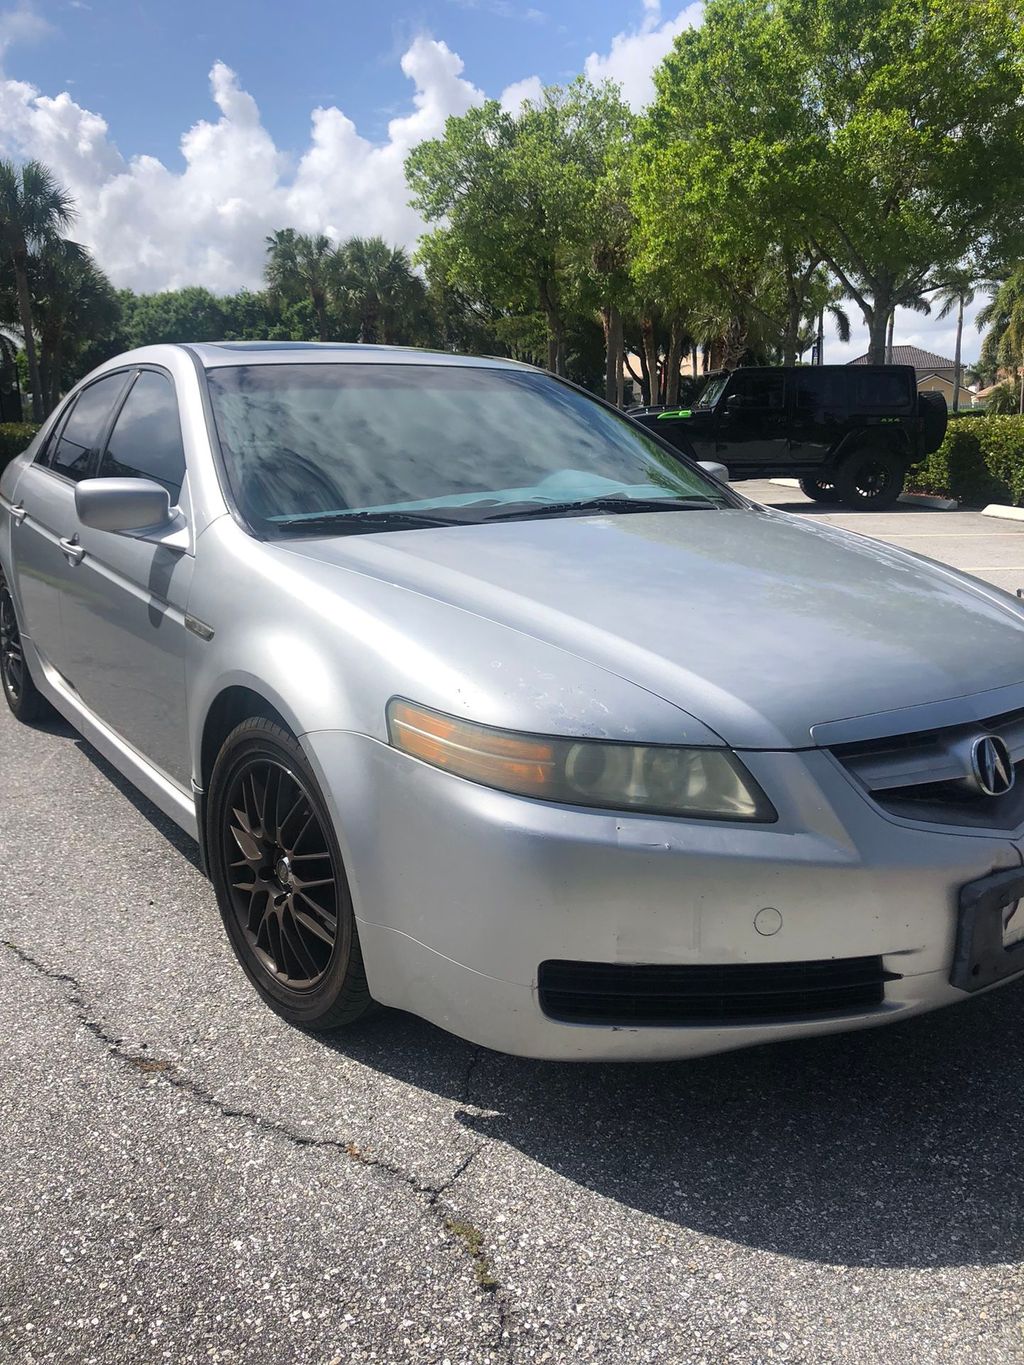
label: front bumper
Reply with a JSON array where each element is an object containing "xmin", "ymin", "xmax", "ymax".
[{"xmin": 304, "ymin": 732, "xmax": 1024, "ymax": 1060}]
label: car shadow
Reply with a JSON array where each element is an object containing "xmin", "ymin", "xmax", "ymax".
[
  {"xmin": 325, "ymin": 972, "xmax": 1024, "ymax": 1274},
  {"xmin": 49, "ymin": 710, "xmax": 1024, "ymax": 1274}
]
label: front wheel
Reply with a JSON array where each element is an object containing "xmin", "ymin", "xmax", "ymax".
[
  {"xmin": 835, "ymin": 451, "xmax": 905, "ymax": 511},
  {"xmin": 207, "ymin": 717, "xmax": 374, "ymax": 1031},
  {"xmin": 0, "ymin": 572, "xmax": 53, "ymax": 723},
  {"xmin": 798, "ymin": 477, "xmax": 841, "ymax": 504}
]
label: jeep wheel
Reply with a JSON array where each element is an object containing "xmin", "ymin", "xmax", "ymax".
[
  {"xmin": 835, "ymin": 451, "xmax": 904, "ymax": 511},
  {"xmin": 798, "ymin": 477, "xmax": 841, "ymax": 505}
]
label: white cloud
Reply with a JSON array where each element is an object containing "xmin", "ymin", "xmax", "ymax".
[
  {"xmin": 499, "ymin": 74, "xmax": 544, "ymax": 113},
  {"xmin": 0, "ymin": 5, "xmax": 708, "ymax": 296},
  {"xmin": 823, "ymin": 297, "xmax": 991, "ymax": 367},
  {"xmin": 583, "ymin": 2, "xmax": 703, "ymax": 110},
  {"xmin": 0, "ymin": 1, "xmax": 50, "ymax": 60}
]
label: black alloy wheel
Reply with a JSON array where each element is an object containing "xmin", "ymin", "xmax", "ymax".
[
  {"xmin": 798, "ymin": 477, "xmax": 841, "ymax": 505},
  {"xmin": 836, "ymin": 450, "xmax": 904, "ymax": 511},
  {"xmin": 208, "ymin": 718, "xmax": 373, "ymax": 1029},
  {"xmin": 0, "ymin": 574, "xmax": 51, "ymax": 722}
]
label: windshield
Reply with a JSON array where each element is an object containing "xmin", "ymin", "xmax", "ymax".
[
  {"xmin": 694, "ymin": 375, "xmax": 730, "ymax": 409},
  {"xmin": 206, "ymin": 362, "xmax": 734, "ymax": 535}
]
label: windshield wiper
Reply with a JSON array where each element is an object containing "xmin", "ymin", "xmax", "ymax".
[
  {"xmin": 478, "ymin": 495, "xmax": 722, "ymax": 522},
  {"xmin": 272, "ymin": 508, "xmax": 472, "ymax": 535}
]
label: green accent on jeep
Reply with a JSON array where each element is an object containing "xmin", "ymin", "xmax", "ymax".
[{"xmin": 657, "ymin": 408, "xmax": 692, "ymax": 420}]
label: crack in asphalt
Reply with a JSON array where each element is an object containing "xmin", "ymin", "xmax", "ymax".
[{"xmin": 2, "ymin": 938, "xmax": 514, "ymax": 1363}]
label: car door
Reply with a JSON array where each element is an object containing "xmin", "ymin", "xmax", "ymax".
[
  {"xmin": 714, "ymin": 370, "xmax": 788, "ymax": 468},
  {"xmin": 789, "ymin": 368, "xmax": 846, "ymax": 465},
  {"xmin": 60, "ymin": 367, "xmax": 194, "ymax": 789},
  {"xmin": 10, "ymin": 372, "xmax": 131, "ymax": 679}
]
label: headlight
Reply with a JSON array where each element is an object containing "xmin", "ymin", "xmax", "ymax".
[{"xmin": 386, "ymin": 700, "xmax": 776, "ymax": 822}]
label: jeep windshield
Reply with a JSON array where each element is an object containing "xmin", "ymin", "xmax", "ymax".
[
  {"xmin": 693, "ymin": 375, "xmax": 730, "ymax": 409},
  {"xmin": 206, "ymin": 362, "xmax": 737, "ymax": 536}
]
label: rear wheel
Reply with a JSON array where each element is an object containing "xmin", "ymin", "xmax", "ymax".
[
  {"xmin": 207, "ymin": 718, "xmax": 374, "ymax": 1031},
  {"xmin": 0, "ymin": 572, "xmax": 52, "ymax": 723},
  {"xmin": 835, "ymin": 450, "xmax": 904, "ymax": 511},
  {"xmin": 798, "ymin": 477, "xmax": 841, "ymax": 504}
]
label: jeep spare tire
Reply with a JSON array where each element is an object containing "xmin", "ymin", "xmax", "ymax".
[{"xmin": 919, "ymin": 391, "xmax": 948, "ymax": 454}]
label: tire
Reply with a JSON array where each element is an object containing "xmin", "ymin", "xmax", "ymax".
[
  {"xmin": 798, "ymin": 477, "xmax": 841, "ymax": 504},
  {"xmin": 835, "ymin": 450, "xmax": 905, "ymax": 511},
  {"xmin": 0, "ymin": 571, "xmax": 53, "ymax": 724},
  {"xmin": 207, "ymin": 717, "xmax": 375, "ymax": 1031}
]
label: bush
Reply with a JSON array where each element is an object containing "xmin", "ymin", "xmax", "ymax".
[
  {"xmin": 907, "ymin": 415, "xmax": 1024, "ymax": 506},
  {"xmin": 0, "ymin": 423, "xmax": 39, "ymax": 478}
]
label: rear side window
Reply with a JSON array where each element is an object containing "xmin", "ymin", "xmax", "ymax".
[
  {"xmin": 851, "ymin": 371, "xmax": 912, "ymax": 410},
  {"xmin": 99, "ymin": 370, "xmax": 185, "ymax": 500},
  {"xmin": 49, "ymin": 373, "xmax": 129, "ymax": 482}
]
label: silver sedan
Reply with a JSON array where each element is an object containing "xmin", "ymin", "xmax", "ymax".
[{"xmin": 2, "ymin": 342, "xmax": 1024, "ymax": 1060}]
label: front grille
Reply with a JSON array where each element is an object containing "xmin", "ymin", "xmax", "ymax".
[
  {"xmin": 831, "ymin": 704, "xmax": 1024, "ymax": 829},
  {"xmin": 538, "ymin": 957, "xmax": 898, "ymax": 1026}
]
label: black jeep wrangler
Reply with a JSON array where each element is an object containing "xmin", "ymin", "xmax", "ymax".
[{"xmin": 629, "ymin": 365, "xmax": 948, "ymax": 510}]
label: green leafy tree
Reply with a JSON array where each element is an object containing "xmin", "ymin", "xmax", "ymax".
[
  {"xmin": 407, "ymin": 79, "xmax": 632, "ymax": 377},
  {"xmin": 978, "ymin": 268, "xmax": 1024, "ymax": 414},
  {"xmin": 638, "ymin": 0, "xmax": 1024, "ymax": 365},
  {"xmin": 120, "ymin": 286, "xmax": 227, "ymax": 347},
  {"xmin": 0, "ymin": 159, "xmax": 76, "ymax": 420}
]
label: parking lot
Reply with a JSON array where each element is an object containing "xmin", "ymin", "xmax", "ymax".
[{"xmin": 3, "ymin": 487, "xmax": 1024, "ymax": 1364}]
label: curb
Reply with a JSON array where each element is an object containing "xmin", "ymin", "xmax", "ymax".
[{"xmin": 981, "ymin": 504, "xmax": 1024, "ymax": 522}]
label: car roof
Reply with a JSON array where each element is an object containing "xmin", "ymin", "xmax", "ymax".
[{"xmin": 181, "ymin": 341, "xmax": 533, "ymax": 371}]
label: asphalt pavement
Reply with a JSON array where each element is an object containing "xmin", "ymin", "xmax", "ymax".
[{"xmin": 3, "ymin": 489, "xmax": 1024, "ymax": 1363}]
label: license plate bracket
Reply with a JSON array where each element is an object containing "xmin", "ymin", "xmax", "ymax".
[{"xmin": 951, "ymin": 867, "xmax": 1024, "ymax": 992}]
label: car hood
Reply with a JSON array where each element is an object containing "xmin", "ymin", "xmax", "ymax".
[{"xmin": 279, "ymin": 507, "xmax": 1024, "ymax": 749}]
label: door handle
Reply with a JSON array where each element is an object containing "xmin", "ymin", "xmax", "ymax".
[
  {"xmin": 10, "ymin": 503, "xmax": 27, "ymax": 526},
  {"xmin": 59, "ymin": 536, "xmax": 85, "ymax": 566}
]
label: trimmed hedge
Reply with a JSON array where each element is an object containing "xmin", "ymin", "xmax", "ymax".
[
  {"xmin": 0, "ymin": 423, "xmax": 39, "ymax": 478},
  {"xmin": 908, "ymin": 414, "xmax": 1024, "ymax": 507}
]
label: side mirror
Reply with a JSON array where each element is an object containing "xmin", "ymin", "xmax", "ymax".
[
  {"xmin": 698, "ymin": 460, "xmax": 730, "ymax": 483},
  {"xmin": 76, "ymin": 477, "xmax": 174, "ymax": 533}
]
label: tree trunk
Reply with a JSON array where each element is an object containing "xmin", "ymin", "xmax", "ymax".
[
  {"xmin": 691, "ymin": 345, "xmax": 699, "ymax": 380},
  {"xmin": 952, "ymin": 296, "xmax": 964, "ymax": 412},
  {"xmin": 13, "ymin": 249, "xmax": 43, "ymax": 423},
  {"xmin": 817, "ymin": 309, "xmax": 824, "ymax": 365},
  {"xmin": 603, "ymin": 304, "xmax": 623, "ymax": 405},
  {"xmin": 885, "ymin": 310, "xmax": 895, "ymax": 364},
  {"xmin": 783, "ymin": 290, "xmax": 801, "ymax": 366},
  {"xmin": 1019, "ymin": 361, "xmax": 1023, "ymax": 416},
  {"xmin": 635, "ymin": 344, "xmax": 651, "ymax": 406},
  {"xmin": 48, "ymin": 339, "xmax": 63, "ymax": 413},
  {"xmin": 641, "ymin": 317, "xmax": 659, "ymax": 405},
  {"xmin": 664, "ymin": 320, "xmax": 682, "ymax": 406},
  {"xmin": 865, "ymin": 305, "xmax": 890, "ymax": 365}
]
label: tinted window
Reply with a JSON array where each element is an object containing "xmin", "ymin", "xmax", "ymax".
[
  {"xmin": 851, "ymin": 371, "xmax": 911, "ymax": 410},
  {"xmin": 207, "ymin": 363, "xmax": 732, "ymax": 534},
  {"xmin": 49, "ymin": 373, "xmax": 128, "ymax": 482},
  {"xmin": 793, "ymin": 369, "xmax": 846, "ymax": 414},
  {"xmin": 728, "ymin": 371, "xmax": 785, "ymax": 410},
  {"xmin": 99, "ymin": 371, "xmax": 185, "ymax": 499}
]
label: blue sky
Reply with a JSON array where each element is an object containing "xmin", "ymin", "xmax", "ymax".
[
  {"xmin": 0, "ymin": 0, "xmax": 986, "ymax": 361},
  {"xmin": 6, "ymin": 0, "xmax": 653, "ymax": 166}
]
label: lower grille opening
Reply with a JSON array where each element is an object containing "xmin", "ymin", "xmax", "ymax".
[{"xmin": 538, "ymin": 956, "xmax": 900, "ymax": 1027}]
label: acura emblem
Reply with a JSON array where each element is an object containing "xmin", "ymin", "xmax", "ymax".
[{"xmin": 970, "ymin": 734, "xmax": 1016, "ymax": 798}]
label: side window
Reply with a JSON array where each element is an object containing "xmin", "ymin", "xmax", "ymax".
[
  {"xmin": 793, "ymin": 369, "xmax": 845, "ymax": 415},
  {"xmin": 34, "ymin": 399, "xmax": 75, "ymax": 466},
  {"xmin": 852, "ymin": 371, "xmax": 912, "ymax": 411},
  {"xmin": 49, "ymin": 373, "xmax": 129, "ymax": 483},
  {"xmin": 728, "ymin": 371, "xmax": 786, "ymax": 411},
  {"xmin": 98, "ymin": 370, "xmax": 185, "ymax": 501}
]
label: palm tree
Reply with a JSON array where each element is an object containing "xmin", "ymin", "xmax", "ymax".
[
  {"xmin": 337, "ymin": 237, "xmax": 428, "ymax": 345},
  {"xmin": 264, "ymin": 229, "xmax": 337, "ymax": 341},
  {"xmin": 31, "ymin": 239, "xmax": 120, "ymax": 412},
  {"xmin": 0, "ymin": 159, "xmax": 76, "ymax": 421},
  {"xmin": 932, "ymin": 265, "xmax": 990, "ymax": 411},
  {"xmin": 977, "ymin": 267, "xmax": 1024, "ymax": 414}
]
